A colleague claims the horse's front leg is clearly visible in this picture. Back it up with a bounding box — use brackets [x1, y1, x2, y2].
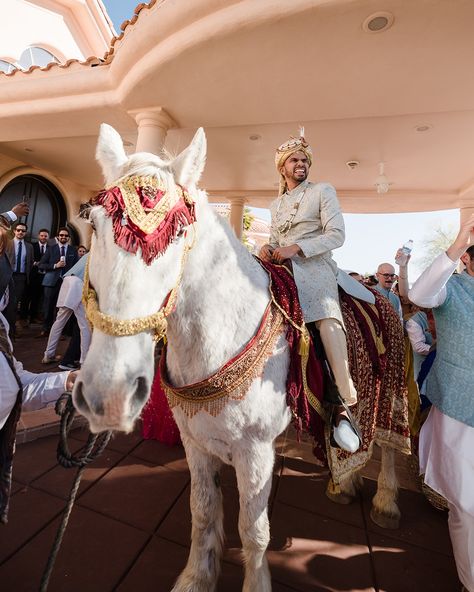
[234, 441, 274, 592]
[172, 441, 224, 592]
[370, 444, 401, 529]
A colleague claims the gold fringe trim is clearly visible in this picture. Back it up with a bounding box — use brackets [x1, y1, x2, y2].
[162, 304, 285, 417]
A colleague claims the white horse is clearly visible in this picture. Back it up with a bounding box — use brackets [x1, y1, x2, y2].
[75, 124, 402, 592]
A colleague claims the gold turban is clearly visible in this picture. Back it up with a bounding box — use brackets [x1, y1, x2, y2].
[275, 130, 313, 195]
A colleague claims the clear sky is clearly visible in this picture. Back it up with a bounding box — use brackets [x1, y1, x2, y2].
[102, 0, 140, 33]
[251, 206, 458, 281]
[101, 1, 460, 282]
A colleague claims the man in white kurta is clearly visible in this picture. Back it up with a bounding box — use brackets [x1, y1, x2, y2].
[0, 306, 72, 429]
[260, 133, 359, 453]
[409, 214, 474, 592]
[42, 254, 91, 366]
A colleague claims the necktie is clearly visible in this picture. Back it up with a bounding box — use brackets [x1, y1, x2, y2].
[60, 246, 65, 276]
[38, 245, 45, 274]
[15, 241, 22, 273]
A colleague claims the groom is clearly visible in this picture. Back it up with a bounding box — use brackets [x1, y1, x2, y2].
[259, 132, 359, 453]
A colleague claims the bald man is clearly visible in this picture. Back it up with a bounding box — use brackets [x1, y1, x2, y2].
[374, 262, 403, 320]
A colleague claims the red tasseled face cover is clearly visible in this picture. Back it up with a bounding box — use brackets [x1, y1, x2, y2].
[94, 176, 196, 265]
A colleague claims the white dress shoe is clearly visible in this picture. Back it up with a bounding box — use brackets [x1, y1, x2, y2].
[333, 419, 360, 453]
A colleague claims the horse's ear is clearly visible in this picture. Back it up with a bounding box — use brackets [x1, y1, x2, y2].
[171, 128, 206, 188]
[96, 124, 128, 183]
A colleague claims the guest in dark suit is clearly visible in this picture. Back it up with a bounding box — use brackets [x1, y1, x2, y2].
[12, 222, 34, 329]
[38, 227, 78, 334]
[0, 202, 30, 337]
[28, 228, 50, 323]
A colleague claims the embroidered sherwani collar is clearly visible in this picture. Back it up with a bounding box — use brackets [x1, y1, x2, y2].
[284, 180, 309, 198]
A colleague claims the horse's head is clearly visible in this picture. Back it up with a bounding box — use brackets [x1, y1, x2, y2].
[74, 124, 206, 432]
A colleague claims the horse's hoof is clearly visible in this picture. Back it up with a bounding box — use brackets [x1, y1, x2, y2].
[326, 488, 354, 505]
[325, 478, 354, 505]
[370, 507, 400, 529]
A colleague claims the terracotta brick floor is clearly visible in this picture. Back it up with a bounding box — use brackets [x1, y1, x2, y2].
[2, 324, 460, 591]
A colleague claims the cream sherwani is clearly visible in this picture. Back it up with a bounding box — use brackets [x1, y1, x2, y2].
[269, 180, 344, 324]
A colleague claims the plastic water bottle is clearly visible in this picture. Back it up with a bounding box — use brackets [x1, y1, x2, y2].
[401, 239, 413, 256]
[395, 240, 413, 266]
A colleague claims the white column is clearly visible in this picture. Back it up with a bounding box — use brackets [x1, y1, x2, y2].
[128, 107, 175, 154]
[228, 197, 246, 239]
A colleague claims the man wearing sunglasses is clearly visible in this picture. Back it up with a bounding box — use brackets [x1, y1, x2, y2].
[374, 263, 403, 320]
[38, 228, 79, 337]
[11, 222, 34, 336]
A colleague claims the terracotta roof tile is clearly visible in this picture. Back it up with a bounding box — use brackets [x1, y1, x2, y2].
[0, 1, 158, 78]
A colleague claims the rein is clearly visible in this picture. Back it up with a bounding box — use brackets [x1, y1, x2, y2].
[40, 394, 113, 592]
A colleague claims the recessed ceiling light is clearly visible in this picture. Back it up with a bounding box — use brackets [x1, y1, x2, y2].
[362, 12, 394, 34]
[346, 160, 360, 170]
[249, 134, 261, 141]
[414, 124, 432, 133]
[24, 148, 34, 152]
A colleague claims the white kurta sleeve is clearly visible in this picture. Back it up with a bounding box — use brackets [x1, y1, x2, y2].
[409, 252, 458, 308]
[406, 319, 431, 355]
[13, 358, 69, 412]
[0, 354, 21, 430]
[4, 211, 17, 223]
[296, 184, 345, 257]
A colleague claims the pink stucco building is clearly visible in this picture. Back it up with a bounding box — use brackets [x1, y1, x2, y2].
[1, 0, 474, 243]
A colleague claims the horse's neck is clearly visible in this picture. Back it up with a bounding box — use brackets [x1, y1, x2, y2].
[166, 202, 270, 386]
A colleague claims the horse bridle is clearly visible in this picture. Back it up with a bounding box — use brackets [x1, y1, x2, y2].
[82, 175, 196, 342]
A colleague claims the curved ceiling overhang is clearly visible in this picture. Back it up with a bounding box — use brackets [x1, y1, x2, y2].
[109, 0, 474, 127]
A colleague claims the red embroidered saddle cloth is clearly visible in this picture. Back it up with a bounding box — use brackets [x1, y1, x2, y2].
[258, 260, 327, 463]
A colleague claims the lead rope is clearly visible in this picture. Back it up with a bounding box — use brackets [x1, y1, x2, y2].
[39, 393, 113, 592]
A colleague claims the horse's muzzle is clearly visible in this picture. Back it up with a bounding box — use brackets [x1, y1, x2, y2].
[73, 376, 150, 433]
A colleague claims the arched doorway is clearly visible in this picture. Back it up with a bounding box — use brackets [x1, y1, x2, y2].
[0, 174, 78, 244]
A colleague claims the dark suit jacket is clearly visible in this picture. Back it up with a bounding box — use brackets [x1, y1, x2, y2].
[0, 253, 13, 301]
[33, 242, 48, 263]
[31, 242, 48, 278]
[12, 239, 34, 281]
[39, 243, 79, 287]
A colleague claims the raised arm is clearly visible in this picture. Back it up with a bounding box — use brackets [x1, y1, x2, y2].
[395, 249, 410, 299]
[409, 214, 474, 308]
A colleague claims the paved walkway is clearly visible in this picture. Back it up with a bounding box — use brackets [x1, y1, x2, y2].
[1, 324, 460, 591]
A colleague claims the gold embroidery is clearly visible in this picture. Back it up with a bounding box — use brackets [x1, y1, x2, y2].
[110, 175, 192, 235]
[162, 304, 285, 417]
[352, 299, 386, 355]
